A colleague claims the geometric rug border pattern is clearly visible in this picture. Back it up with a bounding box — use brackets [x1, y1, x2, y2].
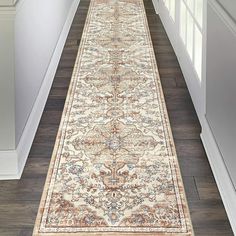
[33, 0, 194, 235]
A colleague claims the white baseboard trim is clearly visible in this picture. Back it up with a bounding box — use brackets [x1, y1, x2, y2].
[0, 0, 80, 180]
[201, 118, 236, 235]
[0, 150, 19, 179]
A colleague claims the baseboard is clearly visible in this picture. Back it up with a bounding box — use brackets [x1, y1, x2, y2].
[0, 0, 80, 180]
[152, 0, 159, 14]
[0, 150, 19, 179]
[201, 118, 236, 235]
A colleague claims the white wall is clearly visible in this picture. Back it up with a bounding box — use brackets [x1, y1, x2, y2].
[0, 0, 17, 6]
[202, 1, 236, 232]
[152, 0, 236, 233]
[151, 0, 207, 165]
[206, 1, 236, 190]
[15, 0, 74, 144]
[0, 8, 15, 150]
[0, 0, 80, 179]
[153, 0, 206, 122]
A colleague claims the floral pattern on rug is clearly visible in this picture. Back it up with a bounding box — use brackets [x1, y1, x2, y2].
[33, 0, 193, 235]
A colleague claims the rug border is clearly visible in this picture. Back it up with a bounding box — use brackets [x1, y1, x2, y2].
[33, 0, 194, 235]
[32, 0, 96, 234]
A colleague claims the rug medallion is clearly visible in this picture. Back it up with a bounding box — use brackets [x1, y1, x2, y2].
[33, 0, 194, 235]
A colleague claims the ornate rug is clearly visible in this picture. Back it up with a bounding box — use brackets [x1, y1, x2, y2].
[33, 0, 194, 235]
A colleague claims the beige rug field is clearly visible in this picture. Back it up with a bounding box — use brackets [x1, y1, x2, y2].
[33, 0, 194, 235]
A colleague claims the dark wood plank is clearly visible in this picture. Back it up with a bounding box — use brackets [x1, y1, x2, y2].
[182, 176, 200, 201]
[189, 200, 233, 234]
[195, 176, 221, 200]
[0, 202, 38, 227]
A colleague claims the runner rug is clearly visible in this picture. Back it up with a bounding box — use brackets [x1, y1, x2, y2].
[33, 0, 194, 235]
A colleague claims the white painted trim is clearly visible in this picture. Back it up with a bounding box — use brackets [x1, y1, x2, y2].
[209, 0, 236, 37]
[0, 150, 19, 179]
[152, 0, 159, 14]
[157, 1, 204, 122]
[0, 0, 80, 180]
[0, 0, 17, 7]
[0, 1, 16, 20]
[201, 118, 236, 235]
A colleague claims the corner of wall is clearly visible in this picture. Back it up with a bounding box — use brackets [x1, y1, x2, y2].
[0, 0, 80, 180]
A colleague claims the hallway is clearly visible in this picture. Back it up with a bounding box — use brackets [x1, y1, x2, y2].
[0, 0, 233, 235]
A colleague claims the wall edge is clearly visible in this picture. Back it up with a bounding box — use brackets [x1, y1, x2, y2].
[0, 0, 80, 180]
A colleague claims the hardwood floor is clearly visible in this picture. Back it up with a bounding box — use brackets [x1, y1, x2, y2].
[0, 0, 233, 235]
